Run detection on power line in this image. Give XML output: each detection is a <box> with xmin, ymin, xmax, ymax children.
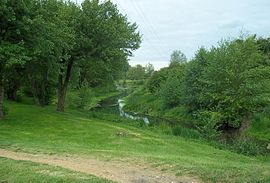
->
<box><xmin>114</xmin><ymin>0</ymin><xmax>130</xmax><ymax>19</ymax></box>
<box><xmin>130</xmin><ymin>0</ymin><xmax>164</xmax><ymax>46</ymax></box>
<box><xmin>129</xmin><ymin>0</ymin><xmax>167</xmax><ymax>58</ymax></box>
<box><xmin>114</xmin><ymin>0</ymin><xmax>166</xmax><ymax>64</ymax></box>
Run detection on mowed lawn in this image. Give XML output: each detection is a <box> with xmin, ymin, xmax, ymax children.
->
<box><xmin>0</xmin><ymin>102</ymin><xmax>269</xmax><ymax>183</ymax></box>
<box><xmin>0</xmin><ymin>157</ymin><xmax>113</xmax><ymax>183</ymax></box>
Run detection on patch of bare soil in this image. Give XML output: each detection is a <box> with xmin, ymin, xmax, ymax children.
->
<box><xmin>0</xmin><ymin>149</ymin><xmax>200</xmax><ymax>183</ymax></box>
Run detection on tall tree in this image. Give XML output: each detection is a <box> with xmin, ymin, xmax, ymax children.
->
<box><xmin>56</xmin><ymin>0</ymin><xmax>141</xmax><ymax>111</ymax></box>
<box><xmin>169</xmin><ymin>50</ymin><xmax>187</xmax><ymax>67</ymax></box>
<box><xmin>25</xmin><ymin>0</ymin><xmax>75</xmax><ymax>106</ymax></box>
<box><xmin>0</xmin><ymin>0</ymin><xmax>31</xmax><ymax>118</ymax></box>
<box><xmin>127</xmin><ymin>64</ymin><xmax>145</xmax><ymax>80</ymax></box>
<box><xmin>145</xmin><ymin>63</ymin><xmax>154</xmax><ymax>77</ymax></box>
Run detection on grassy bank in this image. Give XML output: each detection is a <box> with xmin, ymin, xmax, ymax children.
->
<box><xmin>0</xmin><ymin>102</ymin><xmax>269</xmax><ymax>182</ymax></box>
<box><xmin>124</xmin><ymin>87</ymin><xmax>270</xmax><ymax>142</ymax></box>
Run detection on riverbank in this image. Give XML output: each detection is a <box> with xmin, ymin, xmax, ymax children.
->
<box><xmin>0</xmin><ymin>101</ymin><xmax>269</xmax><ymax>182</ymax></box>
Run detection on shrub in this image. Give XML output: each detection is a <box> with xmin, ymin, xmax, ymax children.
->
<box><xmin>147</xmin><ymin>68</ymin><xmax>170</xmax><ymax>93</ymax></box>
<box><xmin>195</xmin><ymin>110</ymin><xmax>222</xmax><ymax>140</ymax></box>
<box><xmin>215</xmin><ymin>137</ymin><xmax>270</xmax><ymax>156</ymax></box>
<box><xmin>66</xmin><ymin>86</ymin><xmax>97</xmax><ymax>110</ymax></box>
<box><xmin>231</xmin><ymin>138</ymin><xmax>269</xmax><ymax>156</ymax></box>
<box><xmin>159</xmin><ymin>75</ymin><xmax>183</xmax><ymax>107</ymax></box>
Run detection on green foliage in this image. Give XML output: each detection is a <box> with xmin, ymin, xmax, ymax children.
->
<box><xmin>230</xmin><ymin>138</ymin><xmax>269</xmax><ymax>156</ymax></box>
<box><xmin>127</xmin><ymin>64</ymin><xmax>145</xmax><ymax>80</ymax></box>
<box><xmin>257</xmin><ymin>37</ymin><xmax>270</xmax><ymax>57</ymax></box>
<box><xmin>67</xmin><ymin>83</ymin><xmax>118</xmax><ymax>111</ymax></box>
<box><xmin>248</xmin><ymin>107</ymin><xmax>270</xmax><ymax>141</ymax></box>
<box><xmin>26</xmin><ymin>62</ymin><xmax>57</xmax><ymax>106</ymax></box>
<box><xmin>127</xmin><ymin>36</ymin><xmax>270</xmax><ymax>146</ymax></box>
<box><xmin>195</xmin><ymin>111</ymin><xmax>222</xmax><ymax>140</ymax></box>
<box><xmin>144</xmin><ymin>63</ymin><xmax>155</xmax><ymax>78</ymax></box>
<box><xmin>67</xmin><ymin>85</ymin><xmax>95</xmax><ymax>110</ymax></box>
<box><xmin>159</xmin><ymin>65</ymin><xmax>185</xmax><ymax>106</ymax></box>
<box><xmin>124</xmin><ymin>88</ymin><xmax>165</xmax><ymax>117</ymax></box>
<box><xmin>147</xmin><ymin>67</ymin><xmax>170</xmax><ymax>93</ymax></box>
<box><xmin>181</xmin><ymin>47</ymin><xmax>208</xmax><ymax>112</ymax></box>
<box><xmin>4</xmin><ymin>65</ymin><xmax>25</xmax><ymax>101</ymax></box>
<box><xmin>214</xmin><ymin>137</ymin><xmax>269</xmax><ymax>156</ymax></box>
<box><xmin>0</xmin><ymin>0</ymin><xmax>31</xmax><ymax>67</ymax></box>
<box><xmin>0</xmin><ymin>0</ymin><xmax>141</xmax><ymax>114</ymax></box>
<box><xmin>53</xmin><ymin>0</ymin><xmax>141</xmax><ymax>111</ymax></box>
<box><xmin>182</xmin><ymin>37</ymin><xmax>270</xmax><ymax>129</ymax></box>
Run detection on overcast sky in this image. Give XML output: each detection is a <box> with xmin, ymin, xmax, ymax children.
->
<box><xmin>76</xmin><ymin>0</ymin><xmax>270</xmax><ymax>69</ymax></box>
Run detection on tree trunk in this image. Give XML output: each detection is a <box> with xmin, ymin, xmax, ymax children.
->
<box><xmin>0</xmin><ymin>78</ymin><xmax>4</xmax><ymax>119</ymax></box>
<box><xmin>7</xmin><ymin>86</ymin><xmax>18</xmax><ymax>101</ymax></box>
<box><xmin>57</xmin><ymin>60</ymin><xmax>74</xmax><ymax>112</ymax></box>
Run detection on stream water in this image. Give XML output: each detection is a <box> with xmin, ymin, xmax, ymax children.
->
<box><xmin>94</xmin><ymin>95</ymin><xmax>150</xmax><ymax>124</ymax></box>
<box><xmin>118</xmin><ymin>99</ymin><xmax>150</xmax><ymax>124</ymax></box>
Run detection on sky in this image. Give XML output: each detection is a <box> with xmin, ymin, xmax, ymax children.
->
<box><xmin>75</xmin><ymin>0</ymin><xmax>270</xmax><ymax>70</ymax></box>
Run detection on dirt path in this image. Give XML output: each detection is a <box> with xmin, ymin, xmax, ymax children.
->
<box><xmin>0</xmin><ymin>149</ymin><xmax>200</xmax><ymax>183</ymax></box>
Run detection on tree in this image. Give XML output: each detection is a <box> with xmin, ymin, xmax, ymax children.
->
<box><xmin>257</xmin><ymin>37</ymin><xmax>270</xmax><ymax>58</ymax></box>
<box><xmin>169</xmin><ymin>50</ymin><xmax>187</xmax><ymax>67</ymax></box>
<box><xmin>182</xmin><ymin>47</ymin><xmax>208</xmax><ymax>112</ymax></box>
<box><xmin>56</xmin><ymin>0</ymin><xmax>141</xmax><ymax>111</ymax></box>
<box><xmin>183</xmin><ymin>36</ymin><xmax>270</xmax><ymax>129</ymax></box>
<box><xmin>4</xmin><ymin>65</ymin><xmax>25</xmax><ymax>101</ymax></box>
<box><xmin>147</xmin><ymin>67</ymin><xmax>170</xmax><ymax>94</ymax></box>
<box><xmin>145</xmin><ymin>63</ymin><xmax>154</xmax><ymax>77</ymax></box>
<box><xmin>26</xmin><ymin>0</ymin><xmax>75</xmax><ymax>106</ymax></box>
<box><xmin>127</xmin><ymin>64</ymin><xmax>145</xmax><ymax>80</ymax></box>
<box><xmin>159</xmin><ymin>65</ymin><xmax>185</xmax><ymax>107</ymax></box>
<box><xmin>0</xmin><ymin>0</ymin><xmax>32</xmax><ymax>118</ymax></box>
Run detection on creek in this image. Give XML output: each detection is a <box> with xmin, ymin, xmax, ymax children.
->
<box><xmin>93</xmin><ymin>94</ymin><xmax>150</xmax><ymax>124</ymax></box>
<box><xmin>118</xmin><ymin>99</ymin><xmax>150</xmax><ymax>124</ymax></box>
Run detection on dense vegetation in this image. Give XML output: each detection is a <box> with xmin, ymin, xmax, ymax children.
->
<box><xmin>125</xmin><ymin>36</ymin><xmax>270</xmax><ymax>153</ymax></box>
<box><xmin>0</xmin><ymin>0</ymin><xmax>141</xmax><ymax>117</ymax></box>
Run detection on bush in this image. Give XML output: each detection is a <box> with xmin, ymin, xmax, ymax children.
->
<box><xmin>195</xmin><ymin>110</ymin><xmax>222</xmax><ymax>140</ymax></box>
<box><xmin>66</xmin><ymin>86</ymin><xmax>97</xmax><ymax>110</ymax></box>
<box><xmin>218</xmin><ymin>138</ymin><xmax>270</xmax><ymax>156</ymax></box>
<box><xmin>14</xmin><ymin>91</ymin><xmax>23</xmax><ymax>102</ymax></box>
<box><xmin>147</xmin><ymin>68</ymin><xmax>169</xmax><ymax>93</ymax></box>
<box><xmin>159</xmin><ymin>75</ymin><xmax>183</xmax><ymax>107</ymax></box>
<box><xmin>231</xmin><ymin>138</ymin><xmax>269</xmax><ymax>156</ymax></box>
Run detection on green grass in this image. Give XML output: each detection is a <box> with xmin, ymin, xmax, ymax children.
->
<box><xmin>248</xmin><ymin>107</ymin><xmax>270</xmax><ymax>141</ymax></box>
<box><xmin>0</xmin><ymin>157</ymin><xmax>113</xmax><ymax>183</ymax></box>
<box><xmin>0</xmin><ymin>102</ymin><xmax>270</xmax><ymax>182</ymax></box>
